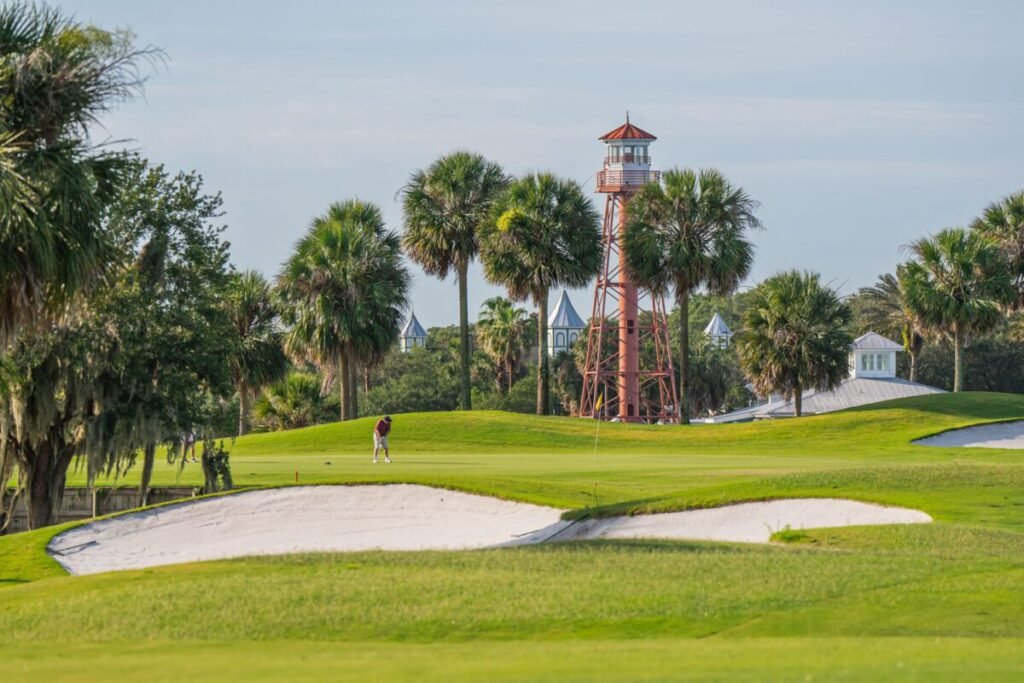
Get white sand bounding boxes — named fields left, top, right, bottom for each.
left=48, top=485, right=931, bottom=575
left=554, top=498, right=932, bottom=544
left=48, top=485, right=567, bottom=575
left=914, top=421, right=1024, bottom=449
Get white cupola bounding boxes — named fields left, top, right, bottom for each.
left=400, top=312, right=427, bottom=352
left=547, top=290, right=585, bottom=356
left=703, top=312, right=732, bottom=349
left=849, top=331, right=902, bottom=378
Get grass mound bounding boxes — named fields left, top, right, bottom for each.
left=2, top=392, right=1024, bottom=681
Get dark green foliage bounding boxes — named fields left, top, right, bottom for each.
left=473, top=372, right=538, bottom=414
left=914, top=336, right=1024, bottom=393
left=848, top=272, right=926, bottom=381
left=362, top=345, right=461, bottom=416
left=552, top=350, right=582, bottom=416
left=1, top=159, right=236, bottom=528
left=623, top=168, right=761, bottom=423
left=971, top=190, right=1024, bottom=308
left=253, top=371, right=339, bottom=432
left=277, top=200, right=411, bottom=421
left=900, top=228, right=1015, bottom=391
left=225, top=271, right=288, bottom=436
left=0, top=3, right=158, bottom=345
left=480, top=173, right=601, bottom=415
left=476, top=297, right=531, bottom=393
left=200, top=438, right=233, bottom=494
left=401, top=152, right=509, bottom=411
left=734, top=270, right=853, bottom=417
left=686, top=336, right=752, bottom=417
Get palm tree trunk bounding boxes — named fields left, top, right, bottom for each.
left=794, top=381, right=803, bottom=417
left=507, top=359, right=514, bottom=394
left=349, top=358, right=359, bottom=418
left=909, top=351, right=918, bottom=383
left=537, top=289, right=550, bottom=415
left=953, top=329, right=964, bottom=392
left=338, top=354, right=350, bottom=421
left=458, top=260, right=472, bottom=411
left=678, top=289, right=691, bottom=425
left=238, top=380, right=251, bottom=436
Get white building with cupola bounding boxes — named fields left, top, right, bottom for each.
left=703, top=312, right=733, bottom=349
left=706, top=331, right=944, bottom=423
left=399, top=312, right=427, bottom=352
left=548, top=290, right=585, bottom=356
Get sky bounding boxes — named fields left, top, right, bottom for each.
left=64, top=0, right=1024, bottom=327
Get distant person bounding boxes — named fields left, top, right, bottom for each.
left=373, top=416, right=392, bottom=464
left=182, top=430, right=198, bottom=464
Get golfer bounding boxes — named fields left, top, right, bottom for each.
left=373, top=415, right=392, bottom=463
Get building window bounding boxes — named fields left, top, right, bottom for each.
left=877, top=353, right=889, bottom=371
left=555, top=332, right=565, bottom=348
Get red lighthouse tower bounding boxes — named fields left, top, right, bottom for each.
left=579, top=117, right=678, bottom=423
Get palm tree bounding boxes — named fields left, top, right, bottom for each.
left=225, top=270, right=288, bottom=436
left=476, top=297, right=530, bottom=393
left=970, top=191, right=1024, bottom=308
left=0, top=5, right=157, bottom=346
left=480, top=173, right=601, bottom=414
left=734, top=270, right=853, bottom=417
left=401, top=152, right=508, bottom=411
left=900, top=228, right=1014, bottom=392
left=856, top=272, right=926, bottom=382
left=254, top=371, right=338, bottom=431
left=277, top=200, right=411, bottom=420
left=622, top=167, right=761, bottom=424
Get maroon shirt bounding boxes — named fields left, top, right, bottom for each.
left=374, top=419, right=391, bottom=437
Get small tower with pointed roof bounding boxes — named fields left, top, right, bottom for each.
left=548, top=290, right=585, bottom=356
left=703, top=312, right=732, bottom=349
left=400, top=312, right=427, bottom=353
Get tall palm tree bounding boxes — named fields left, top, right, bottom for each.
left=277, top=200, right=411, bottom=420
left=970, top=191, right=1024, bottom=308
left=480, top=173, right=601, bottom=415
left=226, top=270, right=288, bottom=436
left=734, top=270, right=853, bottom=417
left=401, top=151, right=508, bottom=411
left=0, top=4, right=156, bottom=346
left=476, top=296, right=530, bottom=393
left=622, top=167, right=761, bottom=424
left=900, top=228, right=1014, bottom=392
left=856, top=272, right=926, bottom=382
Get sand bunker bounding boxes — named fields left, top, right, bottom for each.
left=48, top=485, right=931, bottom=575
left=915, top=421, right=1024, bottom=449
left=49, top=485, right=565, bottom=576
left=553, top=499, right=931, bottom=544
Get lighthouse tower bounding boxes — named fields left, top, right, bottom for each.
left=579, top=116, right=679, bottom=423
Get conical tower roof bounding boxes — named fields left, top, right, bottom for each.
left=599, top=114, right=656, bottom=141
left=401, top=312, right=427, bottom=339
left=703, top=312, right=732, bottom=337
left=548, top=290, right=585, bottom=328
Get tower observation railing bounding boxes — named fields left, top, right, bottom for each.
left=596, top=169, right=660, bottom=193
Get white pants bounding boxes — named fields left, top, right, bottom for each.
left=374, top=434, right=388, bottom=450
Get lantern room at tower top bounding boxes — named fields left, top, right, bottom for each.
left=596, top=115, right=661, bottom=193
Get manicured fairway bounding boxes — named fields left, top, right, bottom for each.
left=3, top=393, right=1024, bottom=681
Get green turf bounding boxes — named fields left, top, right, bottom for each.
left=2, top=392, right=1023, bottom=681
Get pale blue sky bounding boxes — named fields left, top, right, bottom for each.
left=64, top=0, right=1024, bottom=326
